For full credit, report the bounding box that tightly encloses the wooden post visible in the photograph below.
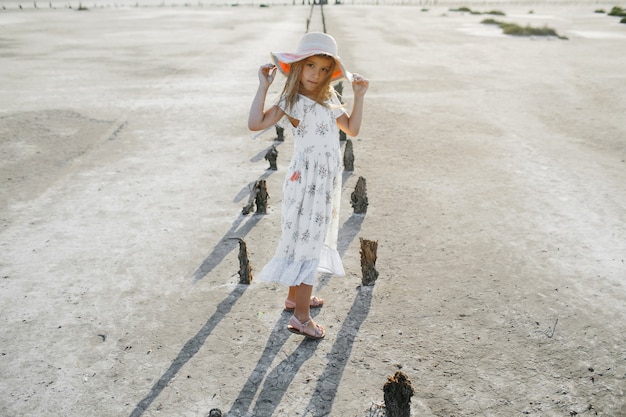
[275,125,284,142]
[254,179,268,214]
[383,371,414,417]
[334,81,344,103]
[236,239,253,285]
[343,139,354,171]
[360,238,379,286]
[265,145,278,170]
[350,176,368,214]
[242,180,269,215]
[335,82,346,142]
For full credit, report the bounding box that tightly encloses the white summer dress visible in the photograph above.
[257,91,346,286]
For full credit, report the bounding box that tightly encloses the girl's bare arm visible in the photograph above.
[337,73,369,137]
[248,64,285,131]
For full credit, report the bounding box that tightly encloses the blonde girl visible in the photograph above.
[248,32,369,340]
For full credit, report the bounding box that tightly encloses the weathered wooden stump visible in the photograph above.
[350,176,368,214]
[242,180,269,215]
[383,371,414,417]
[254,179,268,214]
[265,145,278,170]
[208,408,222,417]
[236,238,253,285]
[275,125,284,142]
[343,138,354,171]
[334,84,345,141]
[360,238,379,286]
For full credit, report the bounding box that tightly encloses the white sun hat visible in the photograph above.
[270,32,353,82]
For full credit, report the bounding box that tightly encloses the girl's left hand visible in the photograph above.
[258,63,277,88]
[351,73,369,97]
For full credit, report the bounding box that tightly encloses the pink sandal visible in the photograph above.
[287,316,326,340]
[284,296,324,312]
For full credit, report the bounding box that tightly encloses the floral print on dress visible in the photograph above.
[258,91,347,287]
[296,122,308,137]
[318,165,328,179]
[316,121,330,136]
[314,211,325,226]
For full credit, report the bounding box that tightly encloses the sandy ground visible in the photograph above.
[1,2,626,416]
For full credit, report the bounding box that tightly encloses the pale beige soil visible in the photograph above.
[1,3,625,417]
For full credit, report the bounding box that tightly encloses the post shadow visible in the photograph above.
[227,309,322,417]
[303,285,374,416]
[233,139,284,205]
[191,214,263,283]
[129,284,248,417]
[249,141,283,164]
[196,142,282,283]
[250,338,319,416]
[342,169,353,188]
[233,171,275,204]
[227,314,291,416]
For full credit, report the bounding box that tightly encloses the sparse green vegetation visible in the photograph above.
[594,8,606,14]
[450,6,472,12]
[598,6,626,24]
[450,6,505,16]
[481,18,567,39]
[608,6,626,16]
[77,2,88,10]
[482,18,500,25]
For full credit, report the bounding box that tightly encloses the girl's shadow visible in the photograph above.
[250,337,319,416]
[228,311,321,417]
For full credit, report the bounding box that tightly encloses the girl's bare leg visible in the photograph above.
[286,284,325,339]
[286,286,297,305]
[294,283,313,323]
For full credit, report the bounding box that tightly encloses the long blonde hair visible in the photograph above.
[280,55,336,113]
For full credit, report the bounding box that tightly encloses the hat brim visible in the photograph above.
[271,50,353,83]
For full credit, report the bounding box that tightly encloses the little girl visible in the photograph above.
[248,32,369,340]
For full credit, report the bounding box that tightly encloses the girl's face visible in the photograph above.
[299,55,334,96]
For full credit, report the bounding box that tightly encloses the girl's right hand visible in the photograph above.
[259,64,277,87]
[351,73,369,97]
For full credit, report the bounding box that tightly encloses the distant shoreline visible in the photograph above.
[2,0,625,12]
